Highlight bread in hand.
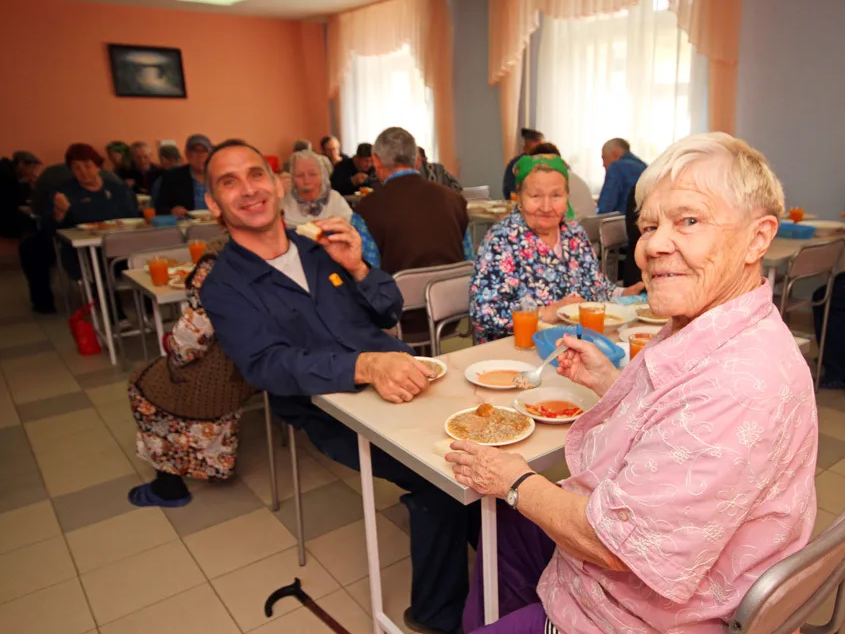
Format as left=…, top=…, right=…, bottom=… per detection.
left=295, top=221, right=323, bottom=241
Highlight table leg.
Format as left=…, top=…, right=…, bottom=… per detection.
left=767, top=265, right=776, bottom=288
left=88, top=246, right=117, bottom=365
left=152, top=302, right=166, bottom=357
left=481, top=495, right=499, bottom=625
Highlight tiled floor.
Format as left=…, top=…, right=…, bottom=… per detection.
left=0, top=264, right=844, bottom=633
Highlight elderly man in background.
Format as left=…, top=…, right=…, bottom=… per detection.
left=122, top=141, right=164, bottom=195
left=452, top=132, right=818, bottom=634
left=596, top=137, right=647, bottom=214
left=503, top=128, right=544, bottom=200
left=320, top=134, right=346, bottom=167
left=201, top=139, right=473, bottom=634
left=418, top=147, right=461, bottom=191
left=330, top=142, right=375, bottom=196
left=155, top=134, right=212, bottom=217
left=150, top=145, right=182, bottom=207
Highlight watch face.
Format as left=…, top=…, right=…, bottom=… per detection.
left=506, top=489, right=517, bottom=507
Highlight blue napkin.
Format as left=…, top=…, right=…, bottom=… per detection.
left=613, top=292, right=648, bottom=305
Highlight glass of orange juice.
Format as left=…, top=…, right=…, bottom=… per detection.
left=512, top=298, right=539, bottom=350
left=629, top=333, right=652, bottom=358
left=188, top=240, right=207, bottom=263
left=143, top=208, right=156, bottom=224
left=789, top=207, right=804, bottom=223
left=579, top=302, right=606, bottom=334
left=148, top=257, right=170, bottom=286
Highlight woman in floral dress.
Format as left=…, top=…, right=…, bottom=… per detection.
left=127, top=237, right=255, bottom=507
left=469, top=154, right=644, bottom=343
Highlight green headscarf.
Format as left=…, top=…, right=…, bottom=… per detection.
left=514, top=154, right=575, bottom=222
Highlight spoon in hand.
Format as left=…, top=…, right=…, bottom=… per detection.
left=513, top=325, right=581, bottom=389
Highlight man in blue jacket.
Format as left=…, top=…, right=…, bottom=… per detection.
left=201, top=139, right=469, bottom=634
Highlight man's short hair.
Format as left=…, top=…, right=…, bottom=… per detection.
left=603, top=138, right=631, bottom=154
left=130, top=141, right=150, bottom=154
left=355, top=143, right=373, bottom=159
left=159, top=145, right=182, bottom=162
left=203, top=138, right=271, bottom=189
left=372, top=128, right=417, bottom=169
left=320, top=135, right=338, bottom=151
left=12, top=151, right=40, bottom=166
left=521, top=128, right=544, bottom=144
left=292, top=139, right=312, bottom=152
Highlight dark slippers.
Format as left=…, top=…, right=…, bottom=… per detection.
left=128, top=483, right=192, bottom=508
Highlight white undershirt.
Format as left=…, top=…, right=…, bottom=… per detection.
left=266, top=242, right=310, bottom=293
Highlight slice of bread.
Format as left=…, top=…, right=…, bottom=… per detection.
left=295, top=221, right=323, bottom=241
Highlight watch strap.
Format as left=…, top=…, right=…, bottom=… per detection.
left=510, top=471, right=537, bottom=493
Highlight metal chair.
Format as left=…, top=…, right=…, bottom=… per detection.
left=728, top=509, right=845, bottom=634
left=101, top=228, right=184, bottom=363
left=425, top=272, right=472, bottom=356
left=462, top=186, right=490, bottom=201
left=185, top=223, right=225, bottom=243
left=776, top=237, right=845, bottom=392
left=393, top=261, right=474, bottom=351
left=581, top=211, right=621, bottom=246
left=598, top=215, right=627, bottom=283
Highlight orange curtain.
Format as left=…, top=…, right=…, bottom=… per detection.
left=326, top=0, right=456, bottom=173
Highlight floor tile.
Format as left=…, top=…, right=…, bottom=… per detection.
left=85, top=382, right=130, bottom=408
left=0, top=500, right=61, bottom=555
left=99, top=584, right=240, bottom=634
left=347, top=556, right=413, bottom=632
left=812, top=509, right=838, bottom=540
left=75, top=367, right=132, bottom=391
left=309, top=447, right=361, bottom=481
left=0, top=468, right=49, bottom=515
left=52, top=473, right=141, bottom=533
left=830, top=458, right=845, bottom=478
left=2, top=351, right=81, bottom=404
left=184, top=508, right=296, bottom=579
left=0, top=535, right=76, bottom=603
left=0, top=340, right=54, bottom=361
left=0, top=577, right=95, bottom=634
left=38, top=443, right=136, bottom=497
left=0, top=375, right=19, bottom=428
left=0, top=315, right=37, bottom=328
left=211, top=546, right=340, bottom=631
left=0, top=425, right=40, bottom=480
left=0, top=321, right=47, bottom=350
left=15, top=390, right=92, bottom=424
left=816, top=434, right=845, bottom=470
left=25, top=408, right=114, bottom=460
left=380, top=504, right=410, bottom=535
left=818, top=406, right=845, bottom=442
left=57, top=345, right=115, bottom=377
left=816, top=471, right=845, bottom=515
left=274, top=480, right=364, bottom=542
left=307, top=516, right=410, bottom=586
left=67, top=506, right=177, bottom=573
left=239, top=445, right=338, bottom=506
left=251, top=588, right=374, bottom=634
left=343, top=476, right=405, bottom=511
left=163, top=478, right=265, bottom=537
left=81, top=540, right=205, bottom=626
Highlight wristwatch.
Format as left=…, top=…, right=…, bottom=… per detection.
left=506, top=472, right=537, bottom=509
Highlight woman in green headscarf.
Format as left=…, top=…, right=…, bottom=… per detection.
left=469, top=154, right=644, bottom=343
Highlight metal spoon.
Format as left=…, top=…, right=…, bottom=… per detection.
left=513, top=325, right=582, bottom=389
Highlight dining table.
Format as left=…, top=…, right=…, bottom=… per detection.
left=122, top=268, right=188, bottom=357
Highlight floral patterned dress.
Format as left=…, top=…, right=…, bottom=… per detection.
left=470, top=211, right=620, bottom=343
left=130, top=256, right=242, bottom=480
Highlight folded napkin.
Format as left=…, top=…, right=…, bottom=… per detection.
left=612, top=292, right=648, bottom=305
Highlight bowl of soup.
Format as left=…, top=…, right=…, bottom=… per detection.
left=463, top=360, right=537, bottom=390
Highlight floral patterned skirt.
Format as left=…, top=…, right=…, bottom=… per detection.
left=129, top=383, right=241, bottom=481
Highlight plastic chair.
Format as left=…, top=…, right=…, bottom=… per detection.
left=462, top=186, right=490, bottom=201
left=185, top=223, right=225, bottom=243
left=599, top=216, right=627, bottom=283
left=393, top=261, right=474, bottom=351
left=728, top=509, right=845, bottom=634
left=425, top=272, right=472, bottom=356
left=777, top=237, right=845, bottom=392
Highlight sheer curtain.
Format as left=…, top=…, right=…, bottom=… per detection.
left=339, top=44, right=437, bottom=159
left=536, top=0, right=707, bottom=190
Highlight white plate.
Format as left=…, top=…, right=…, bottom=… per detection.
left=634, top=305, right=670, bottom=324
left=188, top=209, right=213, bottom=220
left=513, top=386, right=598, bottom=424
left=444, top=406, right=535, bottom=447
left=464, top=360, right=537, bottom=390
left=415, top=357, right=447, bottom=381
left=618, top=325, right=662, bottom=343
left=556, top=303, right=635, bottom=332
left=168, top=278, right=187, bottom=290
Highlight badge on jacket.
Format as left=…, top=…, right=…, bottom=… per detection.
left=329, top=273, right=343, bottom=287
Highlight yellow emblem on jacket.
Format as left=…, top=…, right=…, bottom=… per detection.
left=329, top=273, right=344, bottom=287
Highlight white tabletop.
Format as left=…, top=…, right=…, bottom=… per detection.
left=122, top=269, right=187, bottom=305
left=56, top=220, right=217, bottom=249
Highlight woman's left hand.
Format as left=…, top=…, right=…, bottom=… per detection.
left=540, top=295, right=585, bottom=323
left=622, top=282, right=646, bottom=296
left=445, top=440, right=531, bottom=498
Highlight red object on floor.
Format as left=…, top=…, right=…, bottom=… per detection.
left=264, top=155, right=280, bottom=173
left=69, top=302, right=102, bottom=356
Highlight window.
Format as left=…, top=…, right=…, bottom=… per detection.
left=340, top=44, right=436, bottom=159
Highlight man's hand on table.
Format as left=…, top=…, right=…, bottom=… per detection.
left=556, top=334, right=620, bottom=397
left=355, top=352, right=435, bottom=404
left=445, top=440, right=531, bottom=498
left=315, top=217, right=369, bottom=281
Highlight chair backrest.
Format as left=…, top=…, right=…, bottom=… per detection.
left=729, top=510, right=845, bottom=634
left=127, top=245, right=192, bottom=270
left=785, top=238, right=845, bottom=281
left=599, top=215, right=627, bottom=250
left=581, top=212, right=620, bottom=244
left=185, top=222, right=225, bottom=243
left=425, top=273, right=471, bottom=356
left=101, top=227, right=184, bottom=260
left=462, top=186, right=490, bottom=201
left=393, top=261, right=475, bottom=312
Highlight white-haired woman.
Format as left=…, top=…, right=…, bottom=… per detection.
left=281, top=149, right=352, bottom=227
left=450, top=133, right=819, bottom=634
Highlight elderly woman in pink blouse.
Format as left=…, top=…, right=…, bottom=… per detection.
left=448, top=133, right=819, bottom=634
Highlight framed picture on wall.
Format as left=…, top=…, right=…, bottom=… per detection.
left=107, top=44, right=187, bottom=99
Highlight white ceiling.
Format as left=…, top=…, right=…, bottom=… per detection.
left=54, top=0, right=379, bottom=19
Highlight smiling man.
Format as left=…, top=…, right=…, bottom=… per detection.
left=200, top=139, right=474, bottom=634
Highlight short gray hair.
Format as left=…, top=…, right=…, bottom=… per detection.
left=292, top=139, right=312, bottom=152
left=602, top=138, right=630, bottom=155
left=373, top=127, right=417, bottom=169
left=289, top=149, right=330, bottom=197
left=635, top=132, right=785, bottom=219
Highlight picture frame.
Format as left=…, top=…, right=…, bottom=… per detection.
left=107, top=44, right=187, bottom=99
